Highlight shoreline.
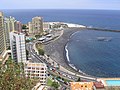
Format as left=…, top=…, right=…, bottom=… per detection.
left=44, top=28, right=93, bottom=77
left=44, top=26, right=120, bottom=78
left=64, top=43, right=86, bottom=74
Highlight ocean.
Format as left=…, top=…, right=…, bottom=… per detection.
left=2, top=9, right=120, bottom=30
left=3, top=9, right=120, bottom=77
left=66, top=30, right=120, bottom=77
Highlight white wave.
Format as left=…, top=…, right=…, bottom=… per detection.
left=87, top=25, right=93, bottom=28
left=70, top=31, right=79, bottom=38
left=69, top=64, right=77, bottom=71
left=65, top=45, right=70, bottom=62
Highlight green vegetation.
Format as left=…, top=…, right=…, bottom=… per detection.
left=38, top=49, right=44, bottom=55
left=0, top=59, right=38, bottom=90
left=36, top=43, right=45, bottom=56
left=77, top=77, right=81, bottom=82
left=26, top=50, right=29, bottom=60
left=51, top=81, right=60, bottom=89
left=22, top=25, right=28, bottom=29
left=35, top=35, right=42, bottom=39
left=47, top=78, right=60, bottom=89
left=7, top=46, right=10, bottom=50
left=26, top=50, right=29, bottom=56
left=47, top=78, right=53, bottom=86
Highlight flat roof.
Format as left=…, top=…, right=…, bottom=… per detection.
left=70, top=82, right=93, bottom=90
left=93, top=82, right=104, bottom=89
left=25, top=62, right=46, bottom=67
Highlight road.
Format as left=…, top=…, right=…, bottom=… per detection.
left=26, top=42, right=76, bottom=81
left=26, top=41, right=97, bottom=82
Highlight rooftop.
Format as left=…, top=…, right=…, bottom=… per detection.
left=70, top=82, right=93, bottom=90
left=25, top=62, right=46, bottom=67
left=93, top=82, right=104, bottom=89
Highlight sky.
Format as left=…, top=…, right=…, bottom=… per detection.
left=0, top=0, right=120, bottom=10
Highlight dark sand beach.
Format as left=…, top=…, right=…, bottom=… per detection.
left=44, top=28, right=87, bottom=75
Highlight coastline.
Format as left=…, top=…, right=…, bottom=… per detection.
left=44, top=28, right=91, bottom=76
left=64, top=43, right=86, bottom=74
left=44, top=26, right=120, bottom=78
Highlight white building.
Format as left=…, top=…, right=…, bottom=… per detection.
left=24, top=62, right=47, bottom=85
left=4, top=16, right=22, bottom=48
left=10, top=32, right=26, bottom=63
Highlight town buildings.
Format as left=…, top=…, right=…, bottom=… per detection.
left=4, top=16, right=22, bottom=48
left=70, top=81, right=105, bottom=90
left=0, top=12, right=7, bottom=61
left=24, top=62, right=47, bottom=85
left=10, top=32, right=26, bottom=63
left=28, top=16, right=43, bottom=35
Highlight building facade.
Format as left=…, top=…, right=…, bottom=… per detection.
left=0, top=12, right=6, bottom=61
left=28, top=16, right=43, bottom=35
left=28, top=22, right=33, bottom=34
left=4, top=16, right=22, bottom=48
left=15, top=21, right=22, bottom=32
left=24, top=62, right=47, bottom=85
left=4, top=16, right=16, bottom=32
left=10, top=32, right=26, bottom=63
left=43, top=22, right=51, bottom=31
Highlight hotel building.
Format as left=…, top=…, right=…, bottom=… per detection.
left=4, top=16, right=22, bottom=48
left=24, top=62, right=47, bottom=85
left=28, top=16, right=43, bottom=35
left=10, top=32, right=26, bottom=63
left=0, top=12, right=7, bottom=61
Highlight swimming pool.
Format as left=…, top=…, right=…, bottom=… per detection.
left=106, top=80, right=120, bottom=86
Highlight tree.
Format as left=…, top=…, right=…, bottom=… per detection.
left=77, top=77, right=81, bottom=82
left=26, top=50, right=29, bottom=56
left=35, top=35, right=42, bottom=39
left=0, top=59, right=38, bottom=90
left=22, top=25, right=27, bottom=29
left=38, top=49, right=44, bottom=55
left=51, top=81, right=60, bottom=89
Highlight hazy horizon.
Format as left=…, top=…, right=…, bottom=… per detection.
left=1, top=0, right=120, bottom=10
left=1, top=8, right=120, bottom=11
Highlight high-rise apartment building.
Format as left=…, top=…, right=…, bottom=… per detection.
left=15, top=21, right=22, bottom=32
left=10, top=32, right=26, bottom=63
left=28, top=16, right=43, bottom=35
left=24, top=62, right=47, bottom=85
left=28, top=22, right=33, bottom=34
left=4, top=16, right=16, bottom=32
left=4, top=16, right=22, bottom=48
left=0, top=12, right=6, bottom=61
